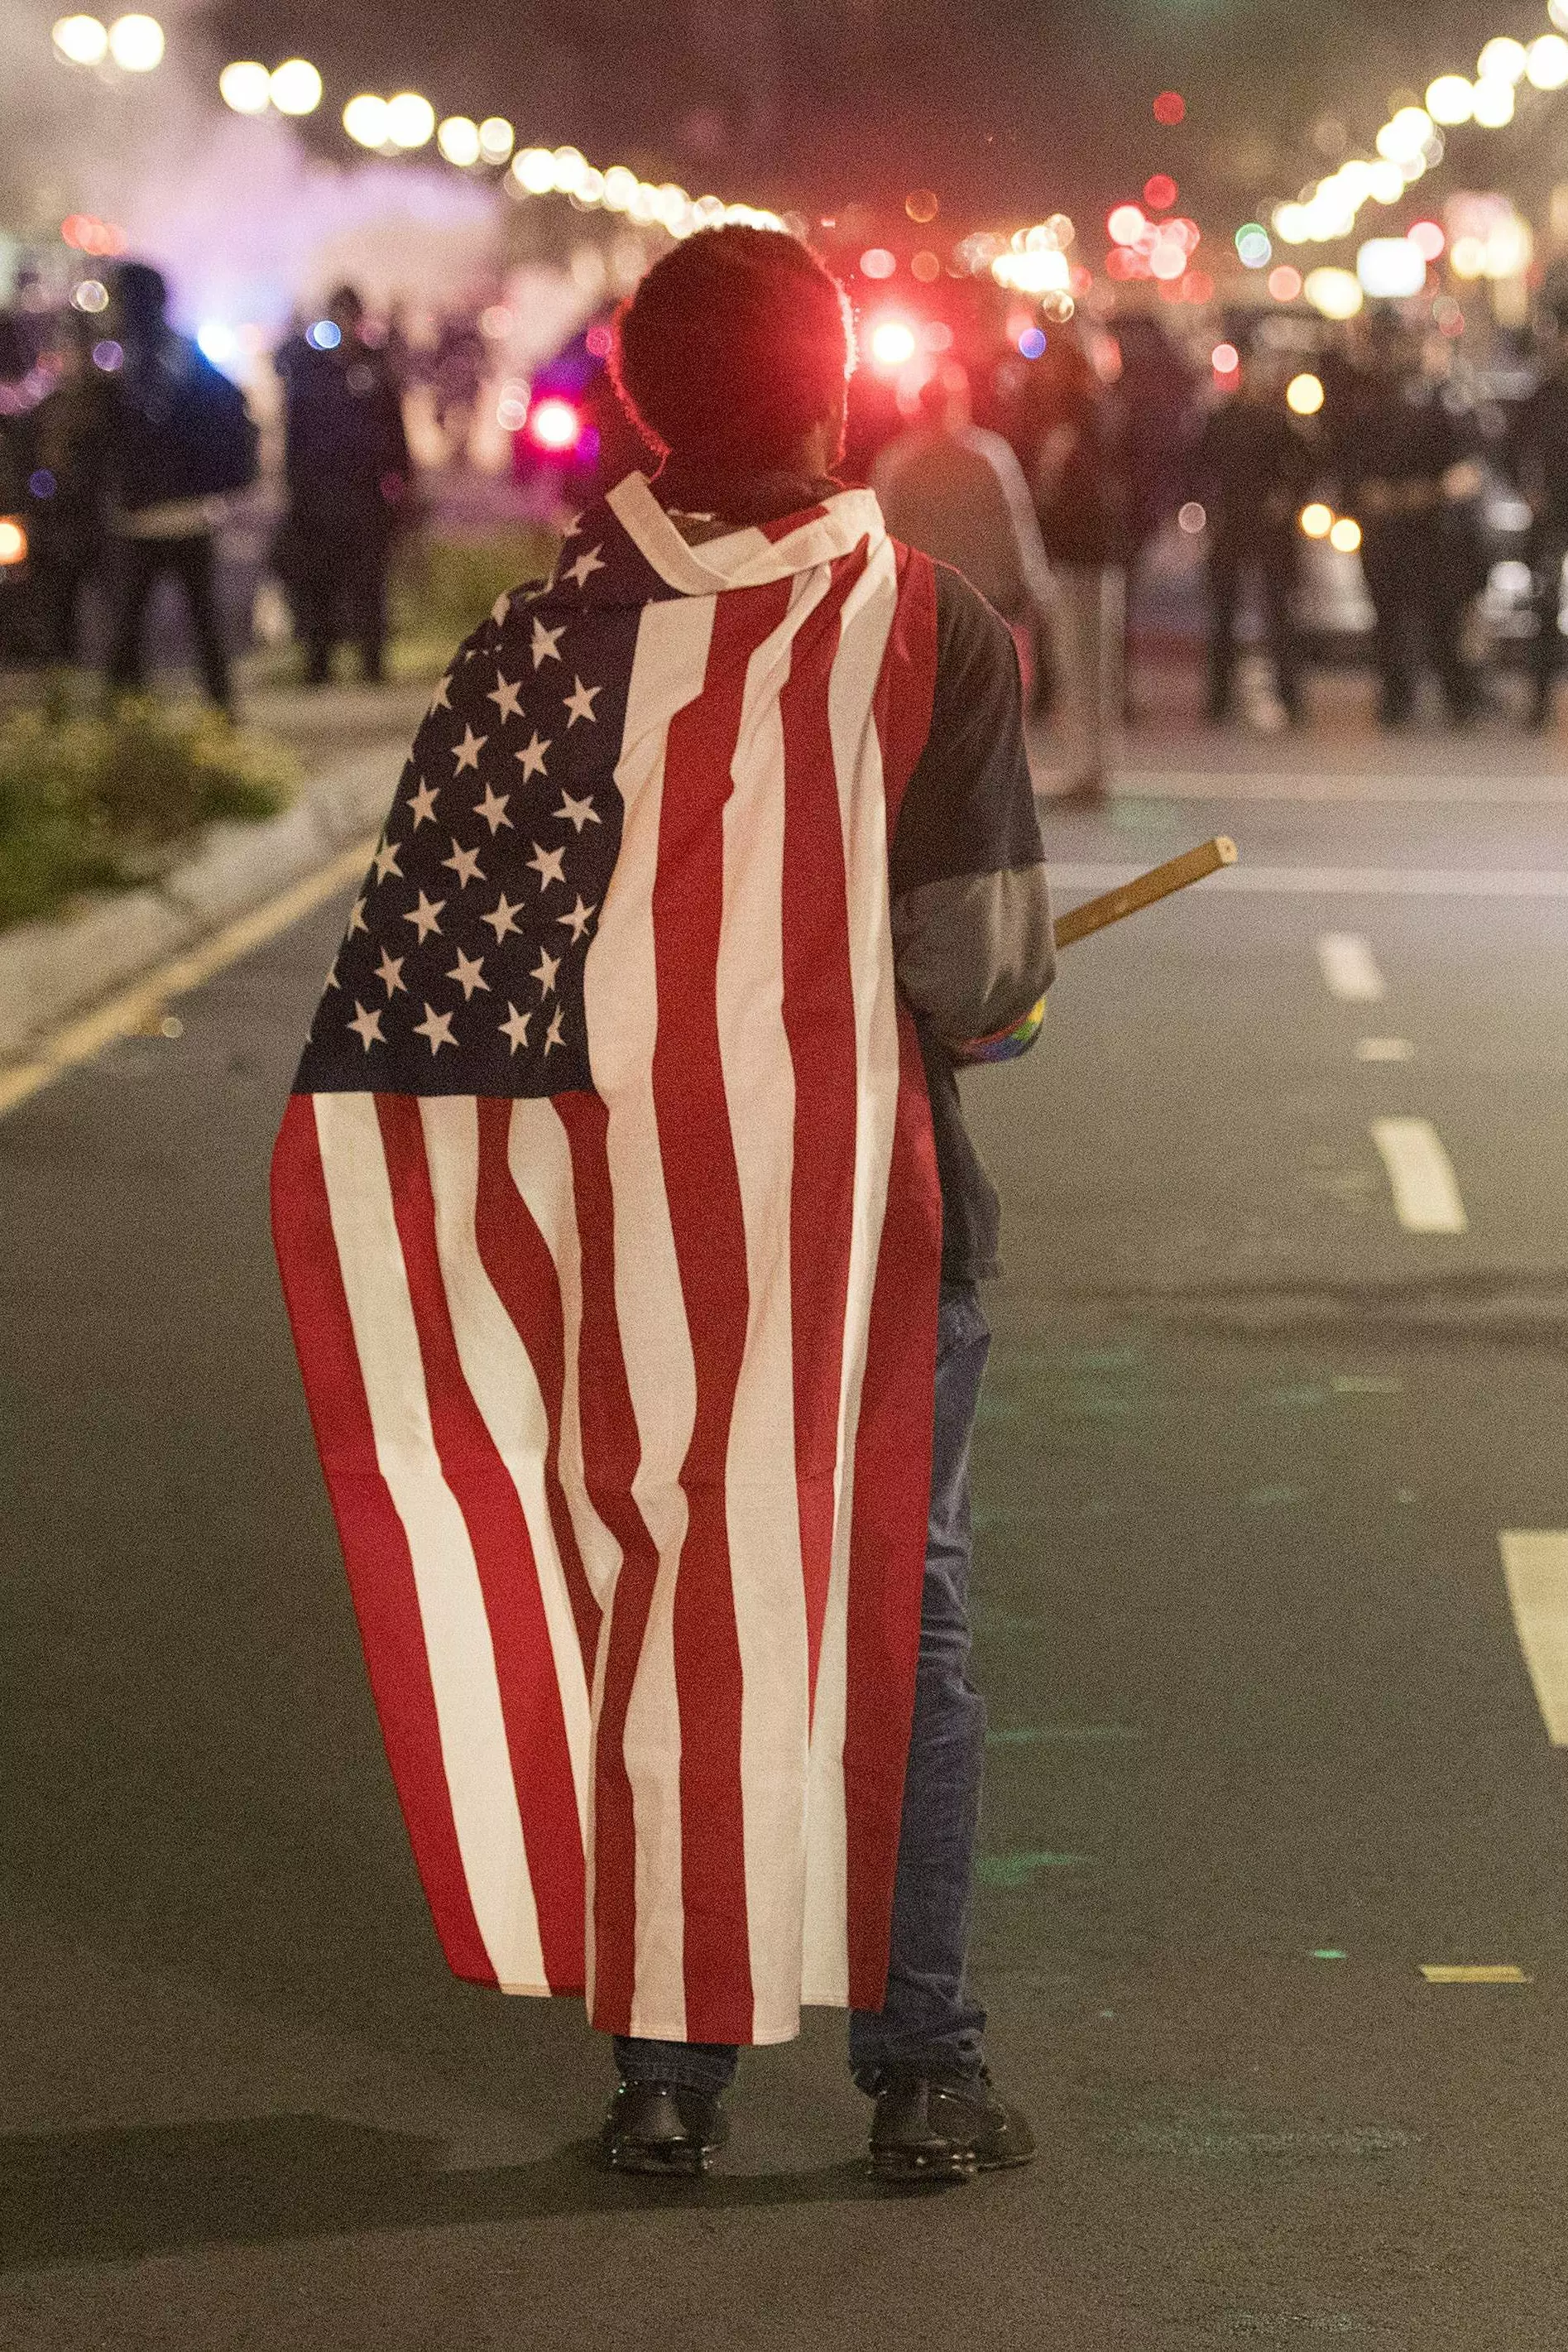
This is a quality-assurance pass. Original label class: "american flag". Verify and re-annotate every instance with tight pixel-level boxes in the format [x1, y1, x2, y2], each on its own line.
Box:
[272, 471, 945, 2043]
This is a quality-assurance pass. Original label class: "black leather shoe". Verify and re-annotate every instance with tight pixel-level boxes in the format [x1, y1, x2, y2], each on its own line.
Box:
[867, 2066, 1036, 2186]
[600, 2079, 729, 2177]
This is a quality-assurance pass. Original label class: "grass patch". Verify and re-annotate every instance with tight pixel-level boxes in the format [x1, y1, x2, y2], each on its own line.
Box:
[391, 526, 561, 671]
[0, 689, 296, 933]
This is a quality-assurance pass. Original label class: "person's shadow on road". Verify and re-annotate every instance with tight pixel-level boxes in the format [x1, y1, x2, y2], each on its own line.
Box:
[1, 2113, 888, 2270]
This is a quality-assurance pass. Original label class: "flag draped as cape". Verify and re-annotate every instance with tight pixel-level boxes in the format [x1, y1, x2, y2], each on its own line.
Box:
[271, 473, 944, 2042]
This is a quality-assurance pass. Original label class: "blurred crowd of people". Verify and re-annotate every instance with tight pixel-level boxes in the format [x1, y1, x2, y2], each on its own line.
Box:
[7, 250, 1568, 765]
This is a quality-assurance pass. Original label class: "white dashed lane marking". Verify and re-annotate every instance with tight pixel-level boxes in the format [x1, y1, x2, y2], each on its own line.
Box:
[1370, 1117, 1469, 1234]
[1499, 1533, 1568, 1744]
[1317, 933, 1386, 1004]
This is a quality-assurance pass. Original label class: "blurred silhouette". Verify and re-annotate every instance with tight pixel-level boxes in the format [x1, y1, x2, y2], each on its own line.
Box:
[273, 286, 411, 687]
[871, 363, 1054, 627]
[1188, 348, 1316, 724]
[1510, 301, 1568, 727]
[1337, 314, 1482, 727]
[102, 262, 258, 713]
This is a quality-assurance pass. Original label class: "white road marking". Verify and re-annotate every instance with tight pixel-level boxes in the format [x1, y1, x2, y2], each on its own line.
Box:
[1369, 1117, 1468, 1233]
[1499, 1532, 1568, 1745]
[1051, 862, 1568, 898]
[1318, 933, 1386, 1002]
[0, 838, 375, 1121]
[1355, 1036, 1414, 1063]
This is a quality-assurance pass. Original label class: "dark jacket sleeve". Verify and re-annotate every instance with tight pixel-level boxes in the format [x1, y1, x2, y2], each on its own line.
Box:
[889, 563, 1054, 1052]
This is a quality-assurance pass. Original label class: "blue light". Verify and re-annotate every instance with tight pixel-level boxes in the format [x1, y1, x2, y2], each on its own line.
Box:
[29, 468, 57, 498]
[306, 318, 343, 350]
[197, 320, 237, 367]
[1018, 327, 1048, 359]
[91, 338, 123, 372]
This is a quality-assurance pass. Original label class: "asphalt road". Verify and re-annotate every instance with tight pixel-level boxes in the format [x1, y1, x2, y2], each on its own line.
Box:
[4, 685, 1568, 2350]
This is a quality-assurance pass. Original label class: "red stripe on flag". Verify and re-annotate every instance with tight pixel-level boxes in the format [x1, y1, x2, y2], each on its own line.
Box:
[374, 1094, 586, 1990]
[778, 545, 870, 1707]
[844, 547, 943, 2008]
[471, 1097, 598, 1677]
[270, 1094, 495, 1985]
[654, 577, 795, 2042]
[555, 1089, 661, 2036]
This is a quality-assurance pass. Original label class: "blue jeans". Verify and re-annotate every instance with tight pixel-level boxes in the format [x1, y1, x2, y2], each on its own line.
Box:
[613, 1281, 990, 2097]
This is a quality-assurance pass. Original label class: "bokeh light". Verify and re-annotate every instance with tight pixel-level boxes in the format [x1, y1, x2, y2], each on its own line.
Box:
[1299, 503, 1333, 539]
[1329, 516, 1363, 554]
[478, 116, 515, 161]
[905, 189, 939, 223]
[911, 250, 941, 282]
[108, 13, 163, 71]
[1357, 235, 1427, 298]
[343, 94, 388, 146]
[1144, 173, 1177, 211]
[1018, 326, 1047, 359]
[1211, 342, 1240, 376]
[1471, 78, 1515, 126]
[1153, 89, 1185, 124]
[528, 395, 583, 452]
[1286, 371, 1325, 415]
[1426, 74, 1474, 123]
[1235, 223, 1272, 268]
[70, 277, 108, 311]
[1303, 266, 1364, 319]
[1477, 35, 1527, 83]
[218, 60, 271, 113]
[1268, 264, 1302, 300]
[305, 319, 342, 350]
[51, 14, 108, 64]
[437, 115, 481, 166]
[870, 318, 918, 367]
[1407, 219, 1446, 261]
[269, 58, 321, 114]
[386, 91, 435, 147]
[860, 247, 897, 279]
[1528, 33, 1568, 88]
[0, 520, 28, 565]
[1177, 501, 1206, 534]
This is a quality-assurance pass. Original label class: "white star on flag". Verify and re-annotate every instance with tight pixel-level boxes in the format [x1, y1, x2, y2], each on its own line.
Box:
[448, 948, 490, 1001]
[531, 618, 565, 669]
[371, 837, 402, 883]
[566, 544, 605, 588]
[499, 1002, 532, 1054]
[487, 672, 525, 722]
[348, 895, 368, 935]
[442, 838, 486, 888]
[527, 841, 568, 890]
[515, 731, 550, 780]
[375, 949, 406, 997]
[413, 1003, 458, 1055]
[348, 1001, 385, 1051]
[555, 790, 600, 833]
[544, 1006, 567, 1053]
[428, 674, 452, 711]
[562, 511, 583, 537]
[453, 724, 487, 774]
[558, 895, 596, 942]
[475, 784, 512, 835]
[564, 675, 601, 726]
[531, 946, 560, 994]
[406, 778, 439, 828]
[491, 592, 512, 624]
[405, 890, 446, 942]
[324, 957, 340, 990]
[482, 891, 525, 942]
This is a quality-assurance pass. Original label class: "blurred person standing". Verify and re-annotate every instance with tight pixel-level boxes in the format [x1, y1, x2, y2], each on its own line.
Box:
[1116, 313, 1198, 713]
[1510, 300, 1568, 727]
[871, 363, 1055, 635]
[274, 286, 410, 686]
[1338, 314, 1483, 727]
[102, 262, 258, 715]
[1018, 323, 1130, 799]
[29, 313, 113, 665]
[1187, 347, 1316, 724]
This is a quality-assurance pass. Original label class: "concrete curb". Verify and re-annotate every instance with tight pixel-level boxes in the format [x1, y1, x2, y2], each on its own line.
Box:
[0, 740, 401, 1063]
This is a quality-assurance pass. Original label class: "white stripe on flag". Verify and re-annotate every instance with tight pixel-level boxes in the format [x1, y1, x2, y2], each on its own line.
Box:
[313, 1092, 547, 1991]
[718, 570, 831, 2041]
[800, 537, 903, 2004]
[416, 1095, 592, 1834]
[585, 590, 718, 2038]
[504, 1098, 622, 1610]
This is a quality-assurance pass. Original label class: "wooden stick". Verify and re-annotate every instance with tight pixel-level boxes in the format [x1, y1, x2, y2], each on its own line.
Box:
[1053, 835, 1238, 951]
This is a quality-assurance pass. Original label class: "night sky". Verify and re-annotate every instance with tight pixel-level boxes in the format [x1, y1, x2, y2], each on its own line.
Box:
[196, 0, 1537, 233]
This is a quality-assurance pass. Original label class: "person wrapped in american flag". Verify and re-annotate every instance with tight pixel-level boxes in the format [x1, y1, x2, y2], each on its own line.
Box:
[271, 225, 1054, 2185]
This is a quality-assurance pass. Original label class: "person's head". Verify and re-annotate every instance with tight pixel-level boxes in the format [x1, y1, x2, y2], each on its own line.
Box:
[111, 261, 168, 339]
[328, 283, 367, 343]
[914, 361, 972, 434]
[611, 224, 854, 478]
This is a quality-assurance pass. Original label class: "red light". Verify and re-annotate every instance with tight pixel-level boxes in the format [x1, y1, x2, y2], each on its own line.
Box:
[1408, 220, 1445, 261]
[1144, 173, 1177, 211]
[1181, 269, 1215, 305]
[61, 215, 91, 250]
[1268, 264, 1303, 300]
[528, 396, 583, 452]
[1211, 341, 1240, 375]
[869, 317, 918, 368]
[1105, 246, 1151, 281]
[1153, 90, 1186, 125]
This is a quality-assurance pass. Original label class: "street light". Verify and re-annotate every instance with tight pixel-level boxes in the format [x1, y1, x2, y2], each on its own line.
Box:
[107, 14, 163, 71]
[218, 60, 271, 113]
[51, 13, 108, 63]
[343, 94, 389, 146]
[269, 59, 321, 115]
[385, 91, 435, 147]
